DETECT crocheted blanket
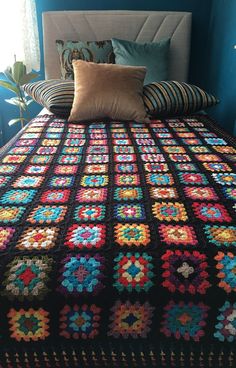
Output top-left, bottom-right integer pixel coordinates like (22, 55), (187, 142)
(0, 114), (235, 355)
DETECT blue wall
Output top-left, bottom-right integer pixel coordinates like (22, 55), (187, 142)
(1, 0), (235, 143)
(204, 0), (236, 134)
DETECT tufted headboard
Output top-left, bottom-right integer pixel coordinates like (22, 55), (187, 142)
(43, 10), (192, 81)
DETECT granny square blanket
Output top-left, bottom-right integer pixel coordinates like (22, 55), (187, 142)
(0, 114), (235, 362)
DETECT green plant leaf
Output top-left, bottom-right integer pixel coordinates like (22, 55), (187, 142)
(12, 62), (26, 84)
(5, 97), (27, 110)
(0, 80), (19, 95)
(5, 97), (21, 106)
(8, 118), (28, 126)
(19, 72), (39, 85)
(4, 68), (16, 84)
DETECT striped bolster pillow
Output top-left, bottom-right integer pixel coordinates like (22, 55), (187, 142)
(23, 79), (74, 116)
(23, 79), (218, 118)
(143, 81), (219, 116)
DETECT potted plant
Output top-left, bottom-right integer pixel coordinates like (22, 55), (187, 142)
(0, 61), (39, 128)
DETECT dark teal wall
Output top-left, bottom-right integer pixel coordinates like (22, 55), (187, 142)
(1, 0), (235, 143)
(204, 0), (236, 134)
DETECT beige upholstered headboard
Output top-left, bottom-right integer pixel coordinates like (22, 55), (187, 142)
(43, 10), (191, 81)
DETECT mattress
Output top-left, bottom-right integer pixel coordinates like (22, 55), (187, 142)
(0, 113), (235, 367)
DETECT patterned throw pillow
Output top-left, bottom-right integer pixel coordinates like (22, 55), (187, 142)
(56, 40), (115, 79)
(23, 80), (74, 116)
(143, 81), (219, 117)
(23, 80), (219, 118)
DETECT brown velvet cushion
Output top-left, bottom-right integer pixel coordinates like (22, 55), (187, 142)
(68, 60), (150, 123)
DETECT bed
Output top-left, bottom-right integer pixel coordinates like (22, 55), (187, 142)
(0, 10), (236, 368)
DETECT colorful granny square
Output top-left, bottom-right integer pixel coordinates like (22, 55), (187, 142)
(168, 154), (191, 162)
(7, 308), (49, 341)
(214, 301), (236, 342)
(65, 224), (106, 249)
(212, 173), (236, 186)
(222, 188), (236, 200)
(58, 254), (104, 296)
(17, 227), (59, 250)
(54, 165), (78, 175)
(184, 187), (219, 201)
(0, 227), (15, 250)
(163, 146), (186, 154)
(215, 252), (236, 293)
(76, 188), (107, 203)
(114, 187), (143, 201)
(9, 146), (33, 155)
(86, 155), (109, 164)
(49, 176), (74, 188)
(36, 146), (57, 155)
(24, 165), (48, 175)
(159, 225), (198, 246)
(73, 205), (106, 222)
(84, 164), (108, 174)
(2, 155), (26, 164)
(113, 146), (134, 154)
(114, 154), (136, 163)
(141, 154), (165, 162)
(45, 133), (62, 139)
(138, 146), (160, 153)
(3, 256), (52, 300)
(12, 176), (44, 188)
(40, 190), (70, 203)
(30, 155), (52, 164)
(81, 175), (108, 187)
(115, 163), (138, 173)
(27, 205), (67, 224)
(16, 139), (38, 146)
(203, 163), (232, 172)
(161, 301), (209, 341)
(192, 202), (232, 223)
(41, 139), (60, 146)
(57, 155), (81, 164)
(149, 187), (178, 200)
(115, 174), (140, 186)
(189, 146), (210, 153)
(20, 134), (40, 140)
(204, 225), (236, 247)
(146, 173), (174, 186)
(0, 165), (18, 174)
(108, 301), (154, 338)
(62, 147), (83, 154)
(114, 223), (150, 247)
(144, 163), (169, 172)
(175, 163), (198, 171)
(114, 204), (146, 221)
(113, 139), (130, 145)
(178, 173), (208, 185)
(161, 250), (210, 294)
(205, 138), (227, 145)
(160, 139), (178, 145)
(0, 206), (25, 223)
(0, 189), (37, 205)
(59, 304), (101, 339)
(64, 139), (85, 147)
(213, 146), (236, 154)
(90, 139), (107, 145)
(152, 202), (188, 222)
(195, 154), (221, 162)
(113, 252), (154, 292)
(87, 146), (108, 154)
(0, 176), (11, 188)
